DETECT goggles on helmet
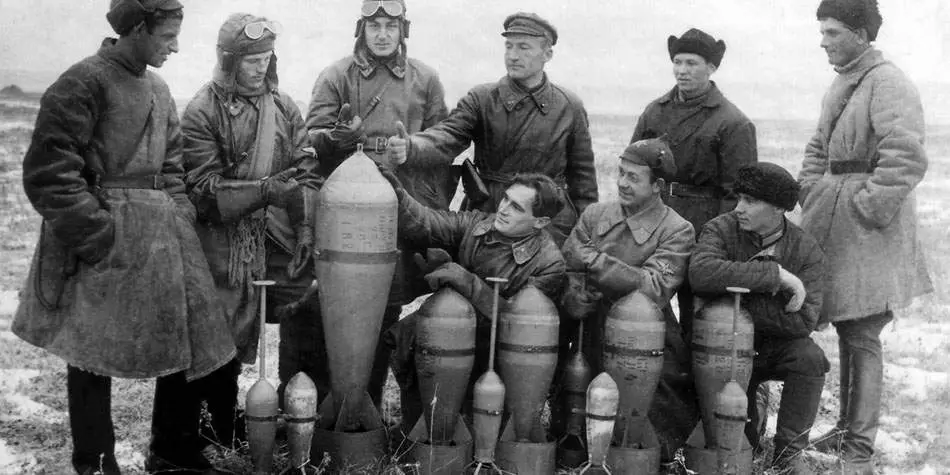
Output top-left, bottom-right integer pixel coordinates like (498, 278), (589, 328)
(243, 20), (283, 40)
(361, 0), (404, 18)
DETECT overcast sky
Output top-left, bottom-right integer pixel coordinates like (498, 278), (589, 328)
(1, 0), (948, 122)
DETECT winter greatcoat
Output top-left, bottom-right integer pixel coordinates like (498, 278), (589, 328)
(798, 48), (932, 322)
(630, 82), (757, 232)
(306, 46), (452, 306)
(405, 74), (599, 246)
(561, 197), (697, 459)
(182, 79), (317, 363)
(14, 39), (236, 380)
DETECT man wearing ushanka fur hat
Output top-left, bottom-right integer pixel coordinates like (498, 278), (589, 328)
(628, 27), (757, 369)
(799, 1), (932, 473)
(690, 162), (829, 474)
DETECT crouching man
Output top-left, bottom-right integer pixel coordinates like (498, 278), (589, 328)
(689, 162), (828, 474)
(560, 138), (697, 461)
(382, 172), (566, 435)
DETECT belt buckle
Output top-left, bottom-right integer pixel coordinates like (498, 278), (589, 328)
(374, 137), (388, 154)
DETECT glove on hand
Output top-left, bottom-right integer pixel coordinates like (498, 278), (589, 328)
(287, 225), (314, 280)
(561, 272), (601, 320)
(329, 103), (364, 150)
(261, 167), (299, 209)
(424, 262), (474, 294)
(413, 248), (453, 275)
(376, 163), (405, 196)
(385, 121), (410, 167)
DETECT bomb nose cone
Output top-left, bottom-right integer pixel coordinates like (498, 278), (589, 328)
(586, 372), (619, 467)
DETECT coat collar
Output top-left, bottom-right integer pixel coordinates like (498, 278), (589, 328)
(657, 81), (723, 109)
(834, 47), (886, 82)
(472, 217), (544, 265)
(97, 38), (147, 77)
(353, 42), (407, 79)
(497, 74), (553, 114)
(596, 197), (668, 245)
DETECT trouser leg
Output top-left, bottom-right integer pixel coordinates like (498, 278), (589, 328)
(676, 281), (695, 342)
(150, 372), (202, 453)
(773, 374), (825, 461)
(68, 366), (119, 475)
(384, 311), (422, 435)
(277, 289), (330, 409)
(368, 305), (401, 410)
(199, 359), (242, 448)
(835, 310), (893, 464)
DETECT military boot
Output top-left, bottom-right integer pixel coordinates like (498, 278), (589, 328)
(772, 375), (824, 467)
(67, 366), (121, 475)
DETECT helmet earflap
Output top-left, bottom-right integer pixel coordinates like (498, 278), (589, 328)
(354, 18), (365, 38)
(402, 18), (410, 38)
(220, 49), (235, 72)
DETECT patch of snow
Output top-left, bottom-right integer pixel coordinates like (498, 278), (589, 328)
(0, 394), (65, 423)
(881, 322), (950, 354)
(0, 438), (38, 474)
(884, 363), (949, 401)
(0, 291), (18, 317)
(0, 369), (39, 393)
(876, 428), (921, 464)
(115, 441), (145, 472)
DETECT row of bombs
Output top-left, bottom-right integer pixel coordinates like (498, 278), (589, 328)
(245, 281), (757, 475)
(241, 152), (758, 474)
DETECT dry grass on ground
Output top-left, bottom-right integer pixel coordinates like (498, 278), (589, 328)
(1, 99), (949, 474)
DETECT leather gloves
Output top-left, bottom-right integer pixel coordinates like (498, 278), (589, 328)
(561, 271), (602, 320)
(261, 167), (299, 209)
(328, 103), (364, 150)
(414, 248), (453, 275)
(425, 262), (496, 321)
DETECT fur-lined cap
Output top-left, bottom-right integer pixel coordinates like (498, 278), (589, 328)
(668, 28), (725, 67)
(817, 0), (883, 41)
(734, 162), (800, 211)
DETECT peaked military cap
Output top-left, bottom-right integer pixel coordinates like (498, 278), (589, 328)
(502, 12), (558, 45)
(621, 138), (677, 178)
(817, 0), (883, 41)
(667, 28), (726, 67)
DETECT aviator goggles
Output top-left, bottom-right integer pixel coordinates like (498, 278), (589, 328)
(243, 20), (283, 40)
(361, 0), (404, 18)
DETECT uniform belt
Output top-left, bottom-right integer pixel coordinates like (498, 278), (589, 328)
(98, 175), (167, 189)
(829, 161), (873, 175)
(662, 182), (721, 199)
(361, 137), (389, 154)
(479, 169), (568, 190)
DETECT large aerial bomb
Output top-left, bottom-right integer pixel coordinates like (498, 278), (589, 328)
(415, 287), (477, 444)
(582, 372), (619, 474)
(247, 281), (278, 474)
(497, 285), (559, 443)
(556, 325), (593, 469)
(314, 146), (398, 431)
(284, 372), (317, 471)
(602, 292), (665, 448)
(691, 295), (754, 448)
